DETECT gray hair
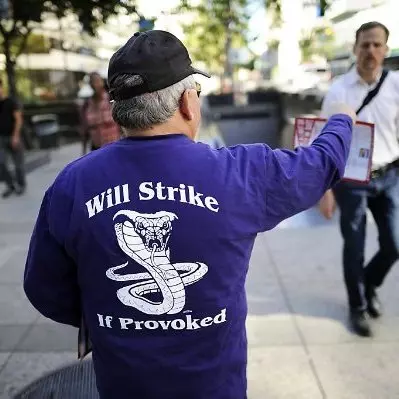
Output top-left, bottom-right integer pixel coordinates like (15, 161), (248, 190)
(111, 74), (196, 132)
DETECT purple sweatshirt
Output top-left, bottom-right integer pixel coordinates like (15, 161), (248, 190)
(24, 114), (352, 398)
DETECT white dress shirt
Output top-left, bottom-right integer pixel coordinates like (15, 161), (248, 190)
(321, 67), (399, 168)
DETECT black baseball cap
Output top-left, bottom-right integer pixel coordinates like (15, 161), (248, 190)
(108, 30), (210, 101)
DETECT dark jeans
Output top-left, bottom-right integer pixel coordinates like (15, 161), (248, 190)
(333, 167), (399, 310)
(0, 136), (26, 189)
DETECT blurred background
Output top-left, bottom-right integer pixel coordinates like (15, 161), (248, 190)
(0, 0), (398, 152)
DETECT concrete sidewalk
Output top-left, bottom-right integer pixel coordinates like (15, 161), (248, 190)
(0, 143), (398, 398)
(0, 148), (50, 184)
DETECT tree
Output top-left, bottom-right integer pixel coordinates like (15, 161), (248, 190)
(267, 39), (280, 51)
(265, 0), (282, 28)
(319, 0), (330, 16)
(299, 25), (335, 61)
(178, 0), (249, 89)
(0, 0), (137, 98)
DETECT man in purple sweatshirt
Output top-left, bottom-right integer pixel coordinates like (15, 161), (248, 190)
(24, 30), (355, 399)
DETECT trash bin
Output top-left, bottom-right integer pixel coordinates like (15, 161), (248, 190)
(207, 93), (234, 106)
(31, 114), (60, 149)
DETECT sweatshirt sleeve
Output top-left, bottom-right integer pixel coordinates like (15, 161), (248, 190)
(258, 113), (353, 231)
(24, 185), (81, 328)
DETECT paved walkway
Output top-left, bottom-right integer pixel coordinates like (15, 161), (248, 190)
(0, 143), (398, 398)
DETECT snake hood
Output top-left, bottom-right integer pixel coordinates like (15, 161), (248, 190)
(114, 210), (177, 253)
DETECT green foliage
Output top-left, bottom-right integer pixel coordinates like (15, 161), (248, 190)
(178, 0), (249, 77)
(299, 26), (335, 61)
(23, 33), (49, 53)
(3, 0), (137, 38)
(235, 56), (256, 71)
(0, 33), (50, 55)
(319, 0), (330, 16)
(265, 0), (281, 28)
(44, 0), (137, 36)
(11, 0), (45, 22)
(267, 39), (279, 50)
(0, 0), (137, 97)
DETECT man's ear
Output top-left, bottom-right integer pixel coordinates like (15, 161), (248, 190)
(180, 89), (195, 121)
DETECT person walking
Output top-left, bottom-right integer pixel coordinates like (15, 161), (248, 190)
(81, 72), (121, 153)
(321, 21), (399, 337)
(0, 79), (26, 198)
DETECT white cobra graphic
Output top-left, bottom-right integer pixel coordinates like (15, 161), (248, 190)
(106, 210), (208, 315)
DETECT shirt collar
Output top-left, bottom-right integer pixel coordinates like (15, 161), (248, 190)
(347, 66), (382, 87)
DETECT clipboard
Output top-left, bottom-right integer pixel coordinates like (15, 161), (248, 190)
(294, 117), (374, 183)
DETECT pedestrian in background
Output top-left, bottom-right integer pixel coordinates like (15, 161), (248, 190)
(321, 21), (399, 337)
(81, 72), (121, 153)
(0, 78), (26, 198)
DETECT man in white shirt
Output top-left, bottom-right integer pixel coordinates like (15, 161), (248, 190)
(321, 22), (399, 337)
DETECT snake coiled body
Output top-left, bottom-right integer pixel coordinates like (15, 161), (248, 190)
(106, 210), (208, 315)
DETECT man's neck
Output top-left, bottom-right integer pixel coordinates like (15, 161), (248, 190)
(356, 66), (382, 85)
(125, 119), (194, 139)
(125, 126), (191, 138)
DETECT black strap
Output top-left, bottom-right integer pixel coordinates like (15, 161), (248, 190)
(356, 70), (389, 115)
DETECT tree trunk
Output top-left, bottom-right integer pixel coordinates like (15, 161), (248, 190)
(223, 26), (233, 80)
(6, 60), (17, 98)
(3, 36), (17, 98)
(222, 0), (233, 92)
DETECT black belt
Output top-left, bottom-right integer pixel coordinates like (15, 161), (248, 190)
(371, 158), (399, 179)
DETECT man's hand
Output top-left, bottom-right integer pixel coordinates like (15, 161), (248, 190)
(11, 134), (21, 150)
(12, 109), (23, 150)
(319, 189), (336, 220)
(327, 103), (357, 125)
